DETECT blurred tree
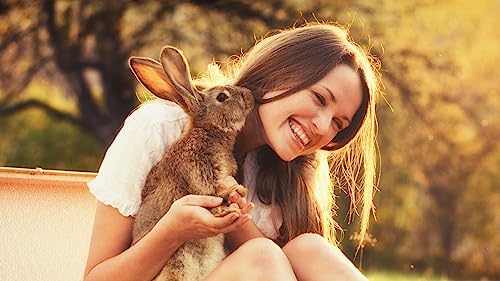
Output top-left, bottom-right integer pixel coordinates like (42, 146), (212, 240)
(0, 0), (336, 145)
(0, 81), (102, 171)
(354, 0), (500, 278)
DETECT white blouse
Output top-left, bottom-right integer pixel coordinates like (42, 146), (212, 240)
(88, 99), (282, 239)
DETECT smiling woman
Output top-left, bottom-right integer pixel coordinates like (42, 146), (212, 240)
(231, 24), (379, 248)
(258, 64), (363, 161)
(84, 22), (380, 281)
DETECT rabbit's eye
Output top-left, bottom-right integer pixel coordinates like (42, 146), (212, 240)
(216, 92), (229, 102)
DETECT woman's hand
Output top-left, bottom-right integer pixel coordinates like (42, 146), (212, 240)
(228, 189), (254, 216)
(216, 176), (262, 252)
(217, 176), (255, 218)
(156, 194), (252, 244)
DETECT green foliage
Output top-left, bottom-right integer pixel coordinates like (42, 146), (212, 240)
(358, 0), (500, 278)
(0, 108), (102, 171)
(0, 82), (103, 171)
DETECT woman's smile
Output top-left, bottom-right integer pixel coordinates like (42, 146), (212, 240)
(288, 118), (312, 148)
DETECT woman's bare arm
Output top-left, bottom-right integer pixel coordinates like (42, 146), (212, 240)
(83, 202), (183, 281)
(225, 219), (264, 251)
(84, 195), (248, 281)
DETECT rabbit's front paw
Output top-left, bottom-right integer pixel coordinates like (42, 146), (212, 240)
(210, 205), (241, 217)
(231, 184), (248, 198)
(213, 177), (248, 217)
(216, 183), (248, 200)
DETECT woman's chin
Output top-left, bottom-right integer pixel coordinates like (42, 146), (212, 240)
(274, 148), (300, 162)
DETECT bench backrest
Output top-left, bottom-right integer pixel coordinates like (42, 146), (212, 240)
(0, 167), (97, 281)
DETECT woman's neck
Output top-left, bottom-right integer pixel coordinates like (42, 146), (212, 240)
(234, 108), (266, 161)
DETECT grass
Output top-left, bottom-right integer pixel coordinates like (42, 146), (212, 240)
(366, 271), (451, 281)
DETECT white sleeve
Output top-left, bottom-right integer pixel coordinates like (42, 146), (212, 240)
(87, 100), (188, 217)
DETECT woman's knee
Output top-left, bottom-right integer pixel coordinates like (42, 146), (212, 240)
(205, 238), (295, 281)
(238, 237), (288, 265)
(237, 238), (295, 278)
(284, 233), (332, 254)
(283, 233), (365, 280)
(283, 233), (346, 264)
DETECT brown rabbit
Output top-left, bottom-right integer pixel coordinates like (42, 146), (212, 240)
(128, 46), (255, 281)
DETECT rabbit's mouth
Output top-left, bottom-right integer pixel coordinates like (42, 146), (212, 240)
(231, 118), (246, 132)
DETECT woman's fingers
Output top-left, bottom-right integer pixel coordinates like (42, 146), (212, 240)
(207, 211), (253, 234)
(229, 191), (247, 208)
(219, 214), (252, 234)
(172, 193), (254, 233)
(179, 194), (223, 208)
(241, 202), (255, 214)
(162, 194), (254, 242)
(207, 212), (240, 230)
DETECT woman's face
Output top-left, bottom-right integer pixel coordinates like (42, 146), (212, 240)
(259, 64), (363, 161)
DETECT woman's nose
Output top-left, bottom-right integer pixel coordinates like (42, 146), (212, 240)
(312, 111), (332, 136)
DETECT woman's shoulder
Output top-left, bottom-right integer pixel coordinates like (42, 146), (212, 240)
(129, 99), (188, 125)
(120, 99), (189, 149)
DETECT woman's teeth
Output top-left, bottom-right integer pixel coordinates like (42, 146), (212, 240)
(289, 120), (311, 147)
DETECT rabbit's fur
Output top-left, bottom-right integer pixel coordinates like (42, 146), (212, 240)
(128, 46), (254, 281)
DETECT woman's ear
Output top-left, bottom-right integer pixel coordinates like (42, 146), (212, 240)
(128, 56), (194, 112)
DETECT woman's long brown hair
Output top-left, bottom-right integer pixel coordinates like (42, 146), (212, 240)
(199, 23), (381, 246)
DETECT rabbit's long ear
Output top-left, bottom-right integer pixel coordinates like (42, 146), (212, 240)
(128, 56), (193, 112)
(159, 46), (201, 111)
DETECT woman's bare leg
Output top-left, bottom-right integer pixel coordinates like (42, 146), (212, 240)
(282, 233), (368, 281)
(204, 237), (297, 281)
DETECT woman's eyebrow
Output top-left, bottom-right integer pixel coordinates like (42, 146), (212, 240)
(322, 85), (336, 102)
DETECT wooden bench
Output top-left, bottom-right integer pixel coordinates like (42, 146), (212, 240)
(0, 167), (97, 281)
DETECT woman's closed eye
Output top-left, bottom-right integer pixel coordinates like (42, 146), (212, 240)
(311, 89), (343, 130)
(334, 118), (343, 130)
(312, 90), (327, 106)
